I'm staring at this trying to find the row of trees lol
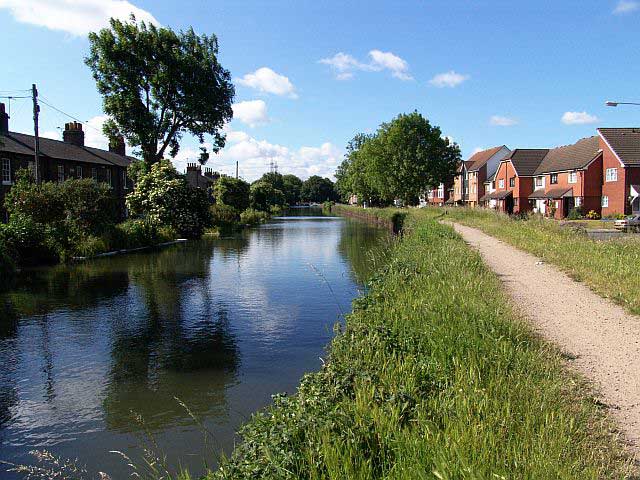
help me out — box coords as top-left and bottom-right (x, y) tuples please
(335, 112), (461, 206)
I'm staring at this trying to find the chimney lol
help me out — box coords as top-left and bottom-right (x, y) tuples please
(0, 103), (8, 134)
(63, 121), (85, 147)
(109, 135), (126, 156)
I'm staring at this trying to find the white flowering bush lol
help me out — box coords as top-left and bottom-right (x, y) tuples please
(126, 161), (212, 238)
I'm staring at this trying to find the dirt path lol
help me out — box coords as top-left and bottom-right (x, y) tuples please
(448, 221), (640, 454)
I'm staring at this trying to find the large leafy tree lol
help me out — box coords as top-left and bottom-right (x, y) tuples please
(213, 176), (250, 211)
(249, 181), (286, 212)
(86, 16), (235, 165)
(281, 174), (303, 205)
(300, 176), (338, 203)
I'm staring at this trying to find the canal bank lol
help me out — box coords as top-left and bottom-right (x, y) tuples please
(0, 211), (387, 479)
(210, 209), (631, 479)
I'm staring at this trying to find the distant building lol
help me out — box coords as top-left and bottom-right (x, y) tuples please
(0, 103), (133, 220)
(185, 163), (220, 190)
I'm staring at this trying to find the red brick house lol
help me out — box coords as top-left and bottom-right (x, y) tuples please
(528, 136), (603, 219)
(598, 128), (640, 216)
(467, 146), (511, 207)
(451, 160), (474, 205)
(423, 178), (453, 206)
(0, 103), (133, 220)
(490, 149), (548, 214)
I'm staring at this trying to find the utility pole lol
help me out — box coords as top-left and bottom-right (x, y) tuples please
(235, 160), (238, 179)
(32, 84), (41, 184)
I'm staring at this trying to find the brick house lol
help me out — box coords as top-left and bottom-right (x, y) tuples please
(490, 149), (549, 214)
(466, 146), (511, 207)
(423, 178), (453, 206)
(452, 160), (474, 205)
(598, 128), (640, 216)
(528, 136), (602, 219)
(0, 103), (133, 221)
(479, 170), (498, 209)
(185, 163), (220, 190)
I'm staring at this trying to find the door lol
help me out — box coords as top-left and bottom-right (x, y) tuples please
(505, 195), (514, 214)
(563, 197), (574, 218)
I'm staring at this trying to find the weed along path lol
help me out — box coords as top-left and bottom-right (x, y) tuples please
(448, 221), (640, 453)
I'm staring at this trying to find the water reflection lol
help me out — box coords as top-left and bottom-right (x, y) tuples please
(0, 212), (386, 478)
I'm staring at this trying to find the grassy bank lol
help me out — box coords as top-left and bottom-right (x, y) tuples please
(433, 207), (640, 315)
(209, 212), (629, 479)
(331, 204), (407, 233)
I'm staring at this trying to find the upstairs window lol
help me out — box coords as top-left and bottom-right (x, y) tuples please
(568, 171), (577, 184)
(2, 158), (11, 185)
(498, 179), (505, 189)
(106, 168), (112, 187)
(509, 177), (515, 188)
(92, 167), (97, 180)
(550, 173), (558, 184)
(122, 170), (127, 189)
(77, 166), (83, 179)
(606, 168), (618, 182)
(57, 165), (65, 183)
(535, 176), (544, 188)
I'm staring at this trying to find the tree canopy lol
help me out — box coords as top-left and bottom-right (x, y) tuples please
(85, 15), (234, 165)
(300, 176), (338, 203)
(250, 181), (286, 212)
(335, 112), (461, 206)
(213, 176), (250, 212)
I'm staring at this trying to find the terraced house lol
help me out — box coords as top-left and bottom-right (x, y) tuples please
(0, 103), (133, 220)
(466, 145), (511, 208)
(598, 128), (640, 216)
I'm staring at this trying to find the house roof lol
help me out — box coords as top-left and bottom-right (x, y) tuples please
(489, 190), (513, 200)
(0, 131), (134, 167)
(529, 187), (573, 199)
(457, 160), (475, 173)
(484, 169), (497, 184)
(478, 192), (492, 202)
(505, 149), (549, 176)
(467, 146), (507, 172)
(598, 128), (640, 166)
(534, 136), (600, 175)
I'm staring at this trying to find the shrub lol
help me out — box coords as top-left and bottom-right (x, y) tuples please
(210, 204), (240, 231)
(111, 219), (160, 250)
(240, 208), (269, 225)
(0, 214), (55, 265)
(603, 212), (624, 220)
(126, 161), (212, 238)
(250, 181), (286, 212)
(0, 239), (15, 278)
(213, 176), (250, 211)
(586, 210), (601, 220)
(75, 235), (109, 257)
(566, 206), (583, 220)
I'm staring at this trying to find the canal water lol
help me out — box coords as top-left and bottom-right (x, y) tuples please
(0, 210), (387, 478)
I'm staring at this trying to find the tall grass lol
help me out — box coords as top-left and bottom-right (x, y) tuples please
(210, 214), (630, 478)
(435, 207), (640, 315)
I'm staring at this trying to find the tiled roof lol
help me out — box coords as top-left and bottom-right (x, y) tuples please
(467, 146), (507, 172)
(598, 128), (640, 166)
(1, 131), (134, 167)
(506, 149), (549, 176)
(489, 190), (513, 199)
(529, 187), (573, 199)
(534, 136), (600, 175)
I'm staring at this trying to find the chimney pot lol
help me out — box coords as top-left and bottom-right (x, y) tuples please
(0, 103), (8, 134)
(63, 121), (85, 147)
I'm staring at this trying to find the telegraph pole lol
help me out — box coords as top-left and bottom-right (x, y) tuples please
(32, 84), (41, 184)
(236, 160), (239, 179)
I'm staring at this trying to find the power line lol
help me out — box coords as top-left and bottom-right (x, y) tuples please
(38, 97), (103, 134)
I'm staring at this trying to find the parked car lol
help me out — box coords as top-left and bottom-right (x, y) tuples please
(614, 214), (640, 232)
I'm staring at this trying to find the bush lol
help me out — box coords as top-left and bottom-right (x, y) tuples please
(566, 206), (583, 220)
(75, 235), (109, 257)
(0, 240), (15, 278)
(0, 214), (55, 265)
(214, 177), (250, 211)
(126, 161), (212, 238)
(240, 208), (269, 225)
(603, 212), (624, 220)
(586, 210), (601, 220)
(250, 181), (286, 212)
(210, 204), (240, 231)
(111, 219), (160, 250)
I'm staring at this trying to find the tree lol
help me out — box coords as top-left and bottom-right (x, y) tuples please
(300, 176), (337, 203)
(249, 181), (286, 212)
(86, 16), (235, 166)
(335, 133), (374, 203)
(256, 172), (285, 192)
(126, 161), (212, 238)
(281, 174), (303, 205)
(213, 176), (250, 211)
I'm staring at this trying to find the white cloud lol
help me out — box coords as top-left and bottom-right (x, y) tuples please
(490, 115), (518, 127)
(561, 111), (599, 125)
(368, 50), (413, 80)
(0, 0), (159, 36)
(41, 130), (61, 141)
(472, 147), (485, 155)
(319, 50), (412, 80)
(429, 71), (469, 88)
(236, 67), (298, 98)
(613, 0), (639, 14)
(232, 100), (269, 127)
(84, 114), (110, 149)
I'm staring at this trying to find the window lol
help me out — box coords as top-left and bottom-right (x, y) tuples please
(602, 196), (609, 208)
(2, 158), (11, 185)
(77, 166), (83, 179)
(437, 184), (444, 198)
(491, 181), (495, 189)
(498, 179), (505, 189)
(535, 176), (543, 188)
(57, 165), (65, 183)
(606, 168), (618, 182)
(509, 177), (515, 188)
(122, 170), (127, 189)
(550, 173), (558, 184)
(568, 171), (577, 184)
(575, 197), (582, 207)
(92, 167), (97, 180)
(106, 168), (112, 187)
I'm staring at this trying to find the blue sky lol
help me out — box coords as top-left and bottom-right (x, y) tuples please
(1, 0), (639, 180)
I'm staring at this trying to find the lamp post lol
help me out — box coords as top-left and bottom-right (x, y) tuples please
(605, 101), (640, 107)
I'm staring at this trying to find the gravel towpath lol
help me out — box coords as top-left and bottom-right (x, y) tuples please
(448, 221), (640, 453)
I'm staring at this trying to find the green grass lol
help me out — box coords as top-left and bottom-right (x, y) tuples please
(432, 207), (640, 315)
(208, 213), (630, 479)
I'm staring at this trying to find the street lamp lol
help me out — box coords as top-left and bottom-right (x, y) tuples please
(605, 100), (640, 107)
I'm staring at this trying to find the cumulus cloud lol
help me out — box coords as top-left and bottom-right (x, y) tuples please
(232, 100), (269, 127)
(429, 71), (469, 88)
(613, 0), (639, 14)
(236, 67), (298, 98)
(0, 0), (159, 36)
(319, 50), (412, 80)
(561, 111), (599, 125)
(40, 115), (110, 148)
(490, 115), (518, 127)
